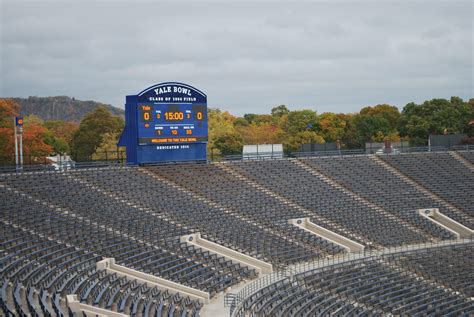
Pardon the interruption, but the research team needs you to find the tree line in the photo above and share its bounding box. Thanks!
[0,100,124,164]
[209,97,473,155]
[0,96,472,164]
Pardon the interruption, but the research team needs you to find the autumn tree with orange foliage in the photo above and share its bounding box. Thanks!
[0,99,53,164]
[236,123,285,145]
[44,120,79,154]
[21,124,54,164]
[43,121,79,144]
[0,99,20,163]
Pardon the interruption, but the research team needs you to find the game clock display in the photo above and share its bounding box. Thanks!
[137,103,208,144]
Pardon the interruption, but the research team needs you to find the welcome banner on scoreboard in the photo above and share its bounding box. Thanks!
[119,82,208,164]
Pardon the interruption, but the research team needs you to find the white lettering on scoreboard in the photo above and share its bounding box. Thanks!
[148,96,197,102]
[154,86,192,96]
[149,86,197,102]
[156,145,191,150]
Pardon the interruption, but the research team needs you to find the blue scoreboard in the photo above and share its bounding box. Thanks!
[119,82,208,164]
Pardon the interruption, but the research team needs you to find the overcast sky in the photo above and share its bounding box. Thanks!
[0,0,472,115]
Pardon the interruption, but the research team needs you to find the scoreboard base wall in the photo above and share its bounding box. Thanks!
[137,143,207,164]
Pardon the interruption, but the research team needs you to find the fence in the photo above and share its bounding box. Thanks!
[429,134,467,148]
[229,237,473,317]
[292,144,474,158]
[286,237,473,276]
[1,145,473,173]
[0,150,127,173]
[300,142,338,152]
[292,149,365,157]
[365,141,410,154]
[228,270,288,316]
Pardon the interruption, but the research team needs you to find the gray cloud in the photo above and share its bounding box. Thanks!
[1,0,472,115]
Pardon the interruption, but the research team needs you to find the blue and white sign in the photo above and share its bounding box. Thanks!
[15,116,24,127]
[119,82,208,164]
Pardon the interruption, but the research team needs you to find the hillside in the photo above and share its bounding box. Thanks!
[13,96,124,122]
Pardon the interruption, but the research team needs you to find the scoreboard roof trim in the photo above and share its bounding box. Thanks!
[137,82,207,98]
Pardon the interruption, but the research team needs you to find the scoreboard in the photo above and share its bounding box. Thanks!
[119,82,208,164]
[137,103,208,145]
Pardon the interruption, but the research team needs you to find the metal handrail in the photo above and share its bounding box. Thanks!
[1,145,472,172]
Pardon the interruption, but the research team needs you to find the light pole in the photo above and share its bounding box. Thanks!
[14,117,18,171]
[15,116,24,171]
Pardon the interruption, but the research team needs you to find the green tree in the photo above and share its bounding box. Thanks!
[359,104,400,128]
[353,104,401,144]
[399,97,474,145]
[92,132,123,161]
[70,106,124,161]
[286,110,319,135]
[271,105,290,117]
[42,120,78,155]
[467,98,474,137]
[213,132,243,155]
[23,114,44,125]
[207,108,237,157]
[43,120,79,144]
[243,113,258,124]
[341,114,362,148]
[44,131,69,154]
[318,112,350,143]
[252,114,274,125]
[233,117,249,127]
[284,131,325,153]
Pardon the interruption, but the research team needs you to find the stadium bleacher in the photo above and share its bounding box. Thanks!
[458,150,474,164]
[301,155,467,238]
[146,163,345,258]
[227,159,429,246]
[383,243,473,297]
[235,242,474,316]
[380,152,474,218]
[75,166,330,265]
[0,186,250,316]
[0,222,204,316]
[0,150,473,316]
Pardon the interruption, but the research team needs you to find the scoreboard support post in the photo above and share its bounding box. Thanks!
[119,82,208,165]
